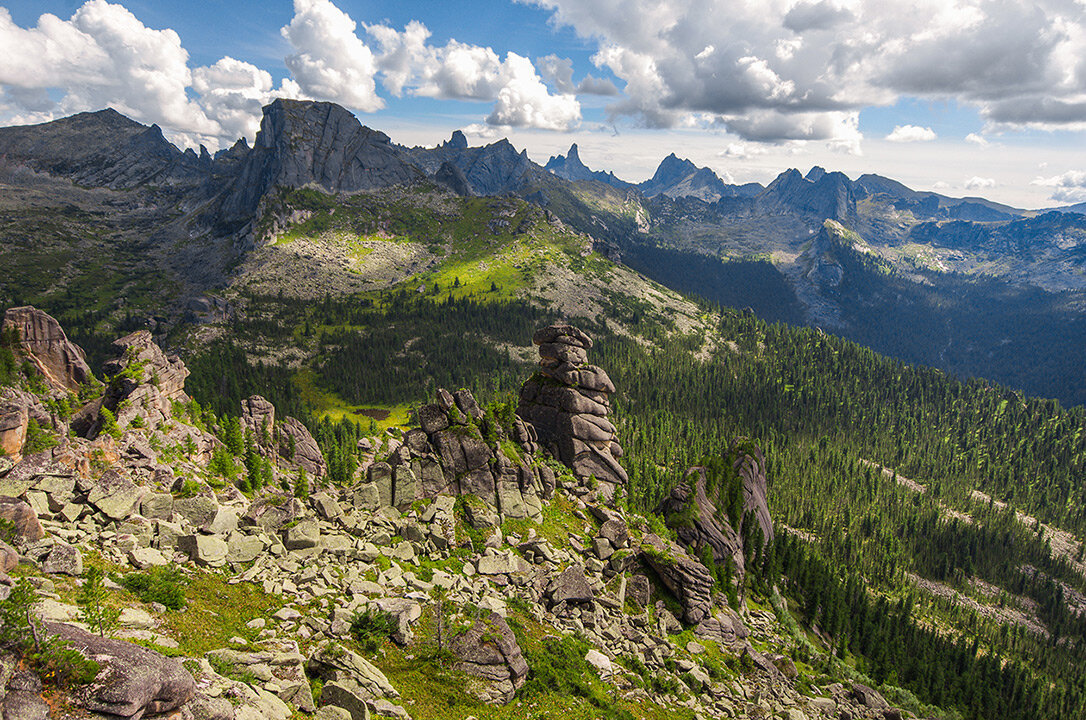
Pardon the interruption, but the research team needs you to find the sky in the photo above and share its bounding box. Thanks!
[1,0,1086,209]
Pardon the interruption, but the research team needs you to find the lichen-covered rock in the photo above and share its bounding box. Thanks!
[639,533,714,625]
[42,542,82,576]
[449,612,528,704]
[2,306,95,393]
[46,621,195,719]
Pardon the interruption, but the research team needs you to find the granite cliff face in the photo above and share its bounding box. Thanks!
[2,306,95,394]
[218,99,424,227]
[0,109,208,190]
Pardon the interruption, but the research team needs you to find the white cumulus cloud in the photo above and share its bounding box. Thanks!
[521,0,1086,147]
[886,125,937,142]
[965,176,997,190]
[281,0,383,112]
[0,1,217,139]
[1032,170,1086,203]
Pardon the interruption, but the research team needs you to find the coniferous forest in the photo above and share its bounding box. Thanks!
[170,287,1086,720]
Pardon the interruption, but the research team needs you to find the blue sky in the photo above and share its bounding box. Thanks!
[2,0,1086,208]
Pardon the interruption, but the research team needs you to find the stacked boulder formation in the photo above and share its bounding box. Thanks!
[517,324,628,499]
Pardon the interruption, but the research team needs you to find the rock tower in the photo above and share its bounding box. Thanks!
[517,324,628,499]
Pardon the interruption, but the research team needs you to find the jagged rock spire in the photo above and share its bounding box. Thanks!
[517,324,628,499]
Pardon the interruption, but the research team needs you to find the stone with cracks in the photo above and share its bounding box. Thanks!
[46,621,195,719]
[517,324,627,497]
[449,612,528,704]
[2,306,94,393]
[640,534,713,625]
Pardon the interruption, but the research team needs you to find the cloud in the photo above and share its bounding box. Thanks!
[965,176,997,190]
[886,125,937,143]
[965,132,989,146]
[1032,170,1086,203]
[537,54,620,96]
[364,23,582,130]
[718,142,769,159]
[538,54,575,93]
[281,0,383,112]
[521,0,1086,144]
[192,57,301,143]
[486,54,581,130]
[0,1,217,138]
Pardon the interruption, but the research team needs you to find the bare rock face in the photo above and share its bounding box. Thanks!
[277,416,327,479]
[518,324,627,499]
[241,395,276,447]
[46,621,196,719]
[639,533,714,625]
[2,306,94,393]
[383,387,548,521]
[0,399,28,459]
[449,612,528,704]
[656,441,774,586]
[219,99,423,228]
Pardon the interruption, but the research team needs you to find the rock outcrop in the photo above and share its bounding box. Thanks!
[219,99,424,227]
[368,387,552,520]
[639,533,714,625]
[69,330,190,440]
[0,398,28,459]
[518,324,627,498]
[240,395,326,479]
[2,306,94,393]
[47,621,196,719]
[656,441,773,584]
[449,612,528,704]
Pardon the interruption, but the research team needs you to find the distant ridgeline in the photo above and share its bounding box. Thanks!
[3,99,1086,403]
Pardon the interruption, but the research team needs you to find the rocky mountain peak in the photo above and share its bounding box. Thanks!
[760,166,856,221]
[446,129,468,149]
[217,99,423,228]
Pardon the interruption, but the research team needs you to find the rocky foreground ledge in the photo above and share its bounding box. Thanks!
[0,307,906,720]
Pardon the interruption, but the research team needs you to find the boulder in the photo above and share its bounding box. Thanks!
[278,417,327,479]
[0,539,18,572]
[46,621,195,719]
[42,542,83,576]
[2,306,94,393]
[639,534,713,625]
[851,683,890,710]
[87,469,143,521]
[242,495,303,530]
[282,521,321,550]
[0,496,43,542]
[449,612,528,704]
[548,565,594,605]
[177,535,229,566]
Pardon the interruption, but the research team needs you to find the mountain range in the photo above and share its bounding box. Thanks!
[4,98,1086,405]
